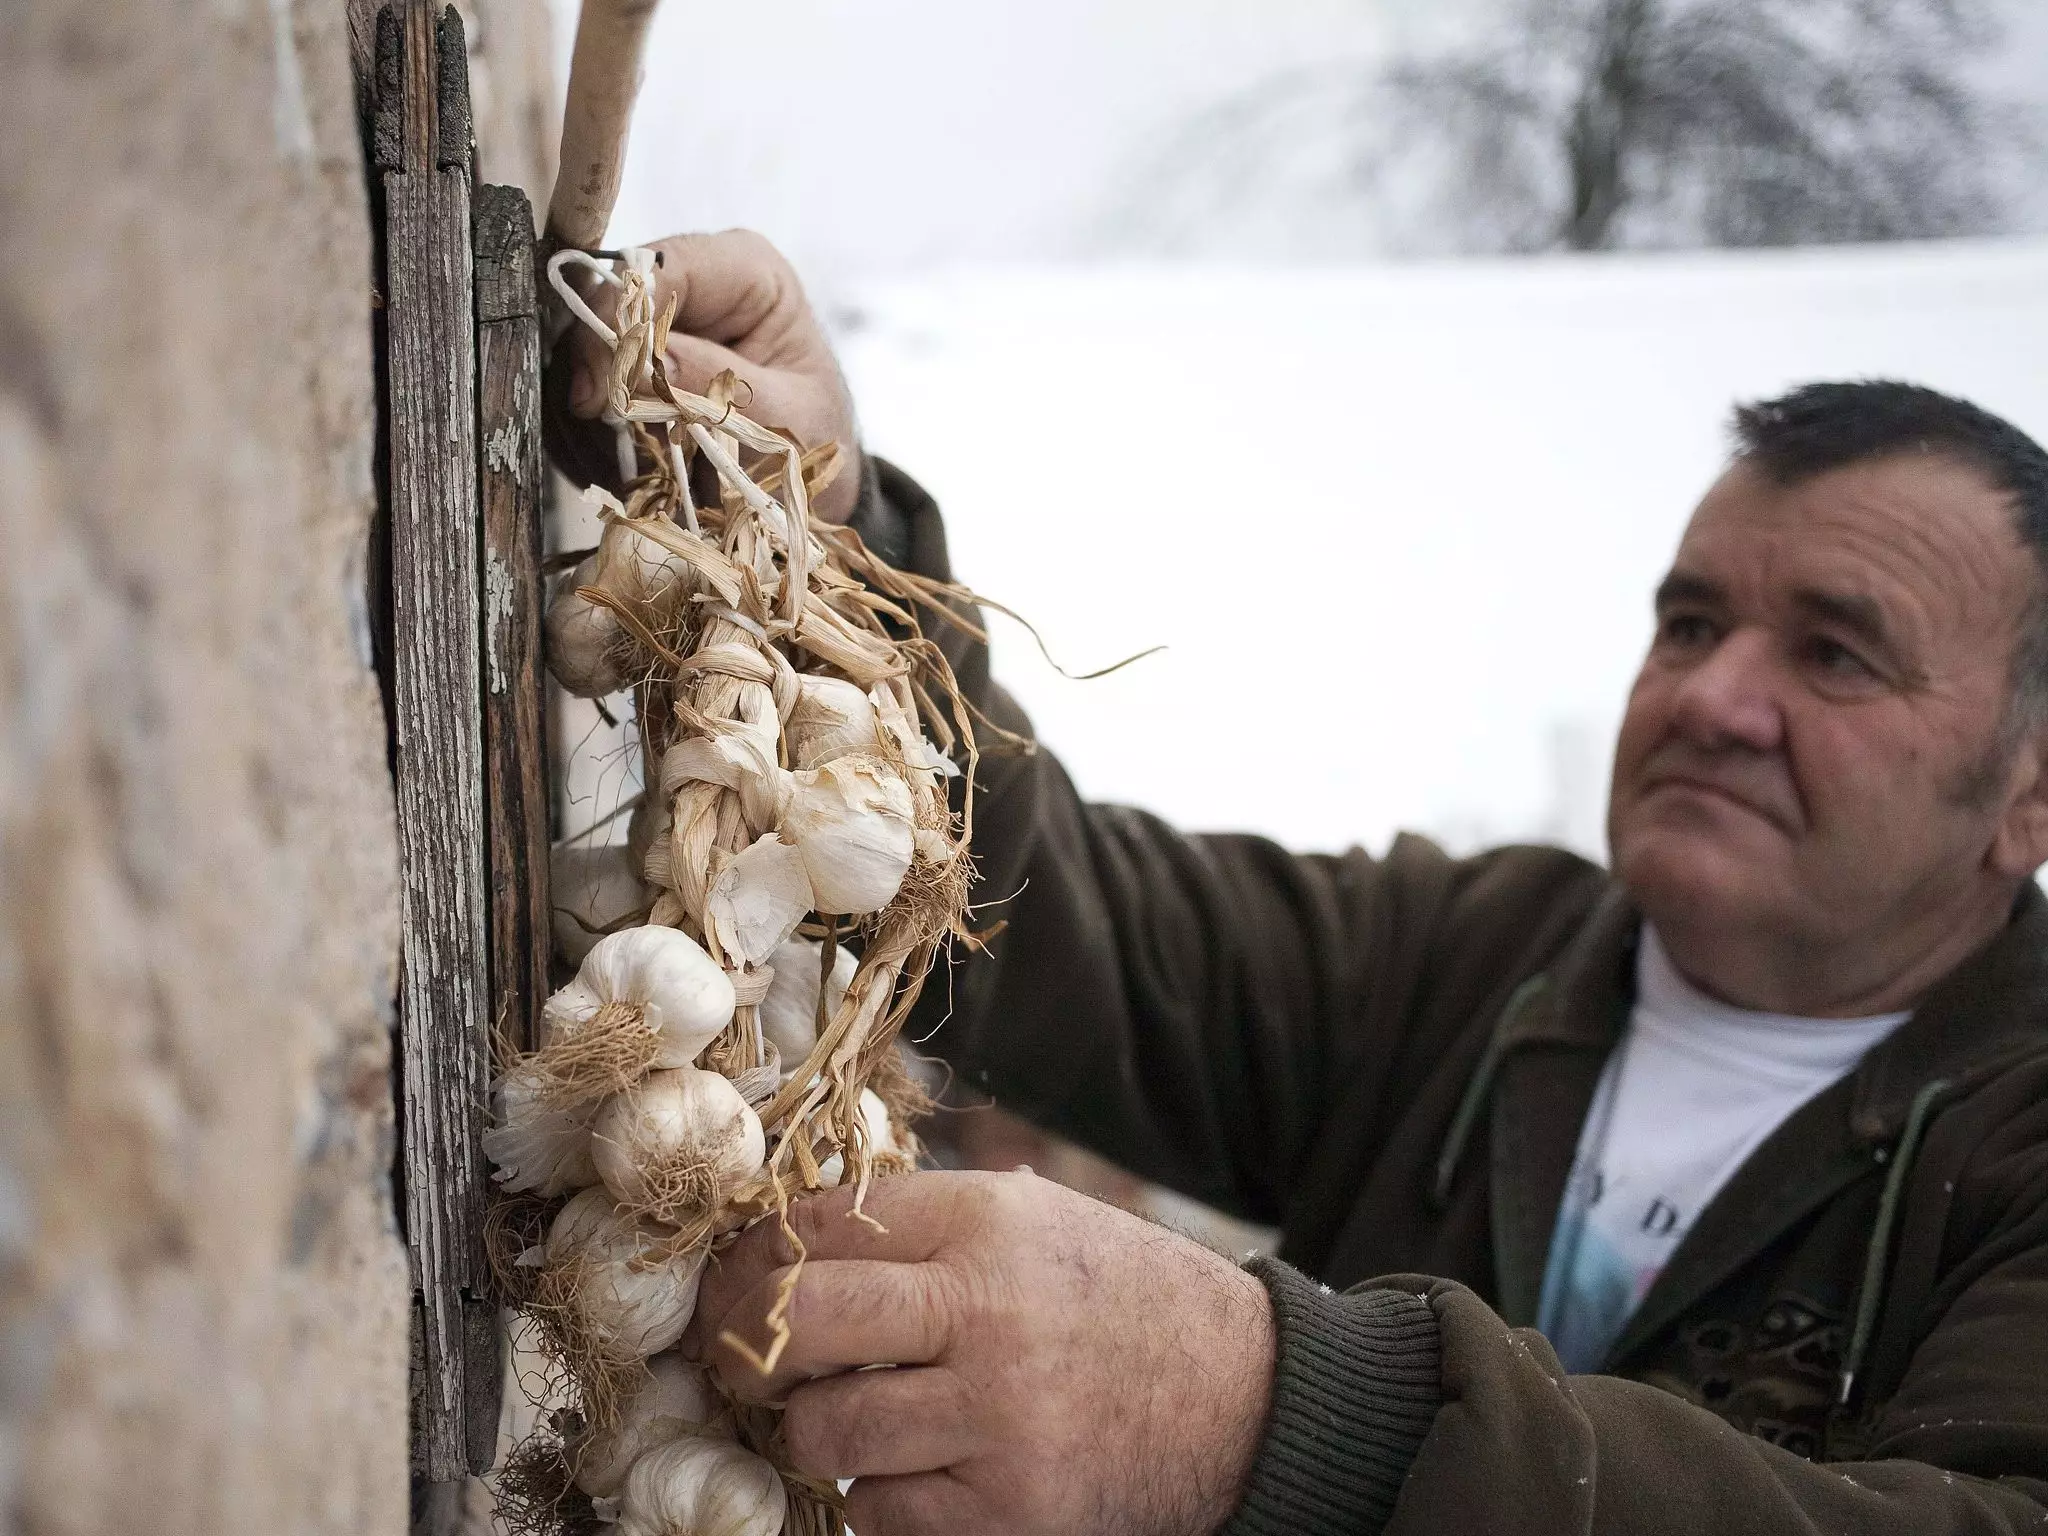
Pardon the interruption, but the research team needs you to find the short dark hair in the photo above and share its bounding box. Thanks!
[1730,380,2048,716]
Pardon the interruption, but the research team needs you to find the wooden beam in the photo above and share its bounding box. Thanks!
[476,183,553,1055]
[376,0,499,1484]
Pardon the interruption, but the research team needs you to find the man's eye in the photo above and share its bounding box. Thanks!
[1808,636,1876,680]
[1658,613,1717,649]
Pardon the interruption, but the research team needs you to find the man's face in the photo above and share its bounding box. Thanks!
[1608,454,2041,977]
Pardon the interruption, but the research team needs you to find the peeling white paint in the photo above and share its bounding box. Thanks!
[485,554,513,694]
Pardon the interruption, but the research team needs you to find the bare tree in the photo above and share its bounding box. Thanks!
[1115,0,2037,256]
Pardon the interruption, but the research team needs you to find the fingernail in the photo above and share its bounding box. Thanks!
[569,367,598,417]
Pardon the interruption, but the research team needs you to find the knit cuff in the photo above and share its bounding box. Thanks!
[1222,1260,1444,1536]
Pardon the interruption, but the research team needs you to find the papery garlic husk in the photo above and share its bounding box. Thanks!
[543,926,737,1070]
[705,833,813,967]
[660,719,787,835]
[614,1435,788,1536]
[544,1188,706,1360]
[591,1067,765,1223]
[870,682,958,780]
[778,754,916,915]
[758,937,857,1070]
[553,840,653,969]
[786,674,880,770]
[817,1088,905,1186]
[631,793,673,891]
[482,1062,601,1196]
[573,1352,732,1499]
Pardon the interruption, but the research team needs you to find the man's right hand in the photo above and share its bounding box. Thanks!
[562,229,864,524]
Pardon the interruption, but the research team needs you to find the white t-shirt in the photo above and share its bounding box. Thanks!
[1535,926,1910,1373]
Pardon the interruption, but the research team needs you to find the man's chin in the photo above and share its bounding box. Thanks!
[1612,823,1790,932]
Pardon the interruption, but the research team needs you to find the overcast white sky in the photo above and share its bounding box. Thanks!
[551,1,2048,861]
[578,0,2047,284]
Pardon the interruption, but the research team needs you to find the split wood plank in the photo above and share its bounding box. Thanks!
[476,182,553,1054]
[376,0,500,1483]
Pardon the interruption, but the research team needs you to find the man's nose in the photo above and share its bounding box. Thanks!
[1668,628,1784,754]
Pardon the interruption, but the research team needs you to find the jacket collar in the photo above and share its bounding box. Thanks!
[1485,885,1638,1325]
[1848,882,2048,1140]
[1490,876,2048,1348]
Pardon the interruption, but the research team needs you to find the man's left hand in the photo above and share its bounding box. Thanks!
[684,1169,1275,1536]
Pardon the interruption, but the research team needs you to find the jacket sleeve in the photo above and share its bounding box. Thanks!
[852,457,1539,1225]
[1226,1191,2048,1536]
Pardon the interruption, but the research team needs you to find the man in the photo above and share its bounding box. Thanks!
[564,232,2048,1535]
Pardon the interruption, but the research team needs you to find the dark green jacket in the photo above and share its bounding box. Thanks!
[854,457,2048,1536]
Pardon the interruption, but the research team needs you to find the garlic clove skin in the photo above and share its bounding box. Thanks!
[757,938,857,1070]
[614,1436,788,1536]
[778,754,916,915]
[786,675,880,771]
[553,841,653,969]
[591,1067,765,1221]
[574,926,738,1068]
[546,555,631,698]
[544,1188,706,1359]
[573,1352,731,1499]
[706,834,813,968]
[483,1063,601,1196]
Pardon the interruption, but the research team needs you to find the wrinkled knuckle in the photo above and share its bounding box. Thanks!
[723,226,788,267]
[908,1268,961,1356]
[780,1391,853,1476]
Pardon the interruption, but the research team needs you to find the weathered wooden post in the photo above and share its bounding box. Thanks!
[370,0,552,1515]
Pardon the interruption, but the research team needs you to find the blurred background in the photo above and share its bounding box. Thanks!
[551,0,2048,1239]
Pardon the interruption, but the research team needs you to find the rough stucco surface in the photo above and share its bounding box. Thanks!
[0,0,407,1526]
[0,0,558,1527]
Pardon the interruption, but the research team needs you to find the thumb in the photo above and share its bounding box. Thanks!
[661,330,760,404]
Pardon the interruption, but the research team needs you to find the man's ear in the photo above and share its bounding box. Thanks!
[1989,723,2048,879]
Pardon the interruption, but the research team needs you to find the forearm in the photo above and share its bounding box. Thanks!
[1227,1269,2048,1536]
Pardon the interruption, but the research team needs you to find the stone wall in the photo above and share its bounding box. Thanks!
[0,2,552,1531]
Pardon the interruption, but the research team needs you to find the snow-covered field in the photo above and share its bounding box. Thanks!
[837,239,2048,859]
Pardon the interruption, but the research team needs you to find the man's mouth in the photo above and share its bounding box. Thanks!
[1640,773,1796,835]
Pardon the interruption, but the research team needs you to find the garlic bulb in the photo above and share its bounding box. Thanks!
[544,1188,705,1359]
[591,1067,765,1221]
[758,937,858,1068]
[552,840,652,969]
[778,754,916,915]
[786,675,879,770]
[573,1352,730,1499]
[817,1088,904,1186]
[543,926,736,1069]
[705,834,812,967]
[482,1063,600,1196]
[614,1436,788,1536]
[543,509,688,698]
[546,554,629,697]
